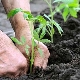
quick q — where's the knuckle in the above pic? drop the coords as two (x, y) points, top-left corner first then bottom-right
(20, 61), (27, 68)
(17, 57), (27, 67)
(18, 59), (27, 72)
(44, 46), (49, 53)
(9, 67), (17, 73)
(7, 67), (18, 77)
(21, 59), (27, 67)
(43, 47), (50, 58)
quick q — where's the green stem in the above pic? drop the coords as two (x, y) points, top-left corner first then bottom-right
(51, 35), (53, 43)
(44, 0), (54, 43)
(30, 37), (34, 73)
(29, 21), (34, 73)
(50, 0), (54, 43)
(44, 0), (51, 8)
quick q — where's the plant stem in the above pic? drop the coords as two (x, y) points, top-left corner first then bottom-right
(44, 0), (54, 43)
(51, 35), (53, 43)
(29, 21), (34, 73)
(50, 0), (54, 43)
(30, 37), (34, 73)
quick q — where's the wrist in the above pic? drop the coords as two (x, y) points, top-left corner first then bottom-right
(11, 12), (29, 30)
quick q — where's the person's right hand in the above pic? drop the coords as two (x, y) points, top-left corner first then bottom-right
(0, 30), (28, 78)
(33, 40), (50, 69)
(15, 31), (50, 70)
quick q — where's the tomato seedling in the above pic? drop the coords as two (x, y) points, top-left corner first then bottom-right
(7, 8), (50, 73)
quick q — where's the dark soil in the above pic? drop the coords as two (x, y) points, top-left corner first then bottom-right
(0, 9), (80, 80)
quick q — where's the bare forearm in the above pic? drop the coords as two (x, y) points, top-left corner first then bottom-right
(1, 0), (32, 53)
(1, 0), (31, 32)
(1, 0), (30, 13)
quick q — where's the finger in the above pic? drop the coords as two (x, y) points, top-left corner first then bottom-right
(18, 65), (27, 76)
(34, 42), (50, 68)
(0, 67), (17, 77)
(41, 48), (50, 69)
(42, 58), (48, 69)
(34, 49), (44, 68)
(0, 68), (7, 76)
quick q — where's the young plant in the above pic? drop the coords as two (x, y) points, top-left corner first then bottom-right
(7, 0), (80, 72)
(53, 0), (80, 21)
(7, 8), (51, 73)
(43, 0), (63, 43)
(43, 0), (80, 42)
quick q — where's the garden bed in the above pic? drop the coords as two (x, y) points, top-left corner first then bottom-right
(0, 8), (80, 80)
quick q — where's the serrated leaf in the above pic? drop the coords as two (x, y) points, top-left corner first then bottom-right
(53, 0), (73, 4)
(69, 8), (77, 17)
(52, 20), (63, 35)
(25, 45), (30, 55)
(35, 27), (41, 34)
(40, 39), (51, 43)
(23, 11), (33, 20)
(7, 8), (22, 18)
(68, 0), (79, 7)
(36, 15), (47, 25)
(11, 37), (22, 45)
(38, 48), (43, 57)
(33, 30), (40, 41)
(43, 14), (51, 21)
(58, 3), (65, 10)
(20, 36), (26, 45)
(62, 8), (69, 21)
(40, 27), (46, 39)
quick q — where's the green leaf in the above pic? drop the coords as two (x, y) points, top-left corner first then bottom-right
(68, 0), (79, 7)
(11, 37), (22, 45)
(36, 15), (47, 25)
(58, 3), (65, 10)
(25, 45), (30, 55)
(47, 23), (54, 35)
(7, 8), (22, 18)
(62, 8), (69, 21)
(26, 45), (30, 48)
(34, 40), (37, 47)
(53, 0), (74, 4)
(23, 13), (29, 19)
(38, 48), (43, 57)
(20, 36), (26, 45)
(69, 8), (77, 17)
(33, 30), (40, 41)
(74, 8), (80, 11)
(52, 20), (63, 35)
(23, 11), (33, 20)
(43, 14), (51, 21)
(35, 27), (41, 34)
(40, 27), (46, 39)
(40, 39), (51, 43)
(51, 28), (55, 35)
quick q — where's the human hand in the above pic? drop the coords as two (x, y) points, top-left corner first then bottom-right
(0, 30), (28, 78)
(16, 36), (50, 69)
(33, 40), (50, 69)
